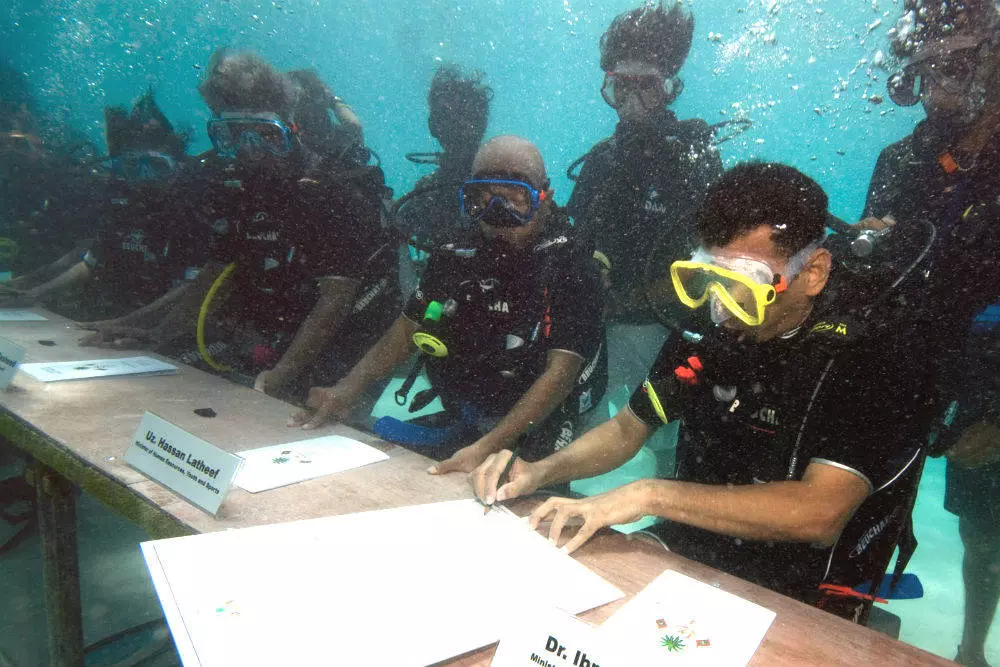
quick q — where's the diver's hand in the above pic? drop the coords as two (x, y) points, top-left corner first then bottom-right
(529, 483), (649, 554)
(78, 325), (161, 349)
(428, 440), (493, 476)
(288, 383), (357, 430)
(469, 449), (543, 505)
(946, 420), (1000, 469)
(855, 215), (896, 233)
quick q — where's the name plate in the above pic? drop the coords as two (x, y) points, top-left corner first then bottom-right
(0, 336), (25, 389)
(492, 608), (618, 667)
(124, 412), (242, 515)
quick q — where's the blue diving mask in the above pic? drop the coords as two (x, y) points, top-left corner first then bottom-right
(207, 112), (295, 158)
(458, 178), (548, 227)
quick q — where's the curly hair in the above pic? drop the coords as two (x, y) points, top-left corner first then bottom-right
(427, 65), (492, 149)
(198, 49), (294, 117)
(889, 0), (999, 58)
(599, 1), (694, 77)
(697, 162), (828, 259)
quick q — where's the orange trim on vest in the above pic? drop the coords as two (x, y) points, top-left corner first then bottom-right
(938, 151), (959, 174)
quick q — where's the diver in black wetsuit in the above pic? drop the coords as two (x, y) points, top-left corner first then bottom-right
(472, 163), (926, 624)
(81, 50), (399, 405)
(567, 1), (722, 439)
(292, 136), (606, 474)
(3, 89), (205, 323)
(0, 63), (103, 279)
(862, 2), (1000, 663)
(394, 65), (493, 292)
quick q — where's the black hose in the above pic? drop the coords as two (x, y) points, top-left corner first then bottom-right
(862, 218), (936, 316)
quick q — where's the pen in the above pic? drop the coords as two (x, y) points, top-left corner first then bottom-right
(495, 445), (521, 496)
(478, 446), (521, 514)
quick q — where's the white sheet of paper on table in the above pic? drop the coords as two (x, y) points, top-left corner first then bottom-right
(597, 569), (776, 666)
(234, 435), (390, 493)
(140, 499), (624, 667)
(19, 356), (177, 382)
(0, 310), (48, 322)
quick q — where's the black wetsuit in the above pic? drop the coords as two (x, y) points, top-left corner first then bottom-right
(863, 119), (1000, 528)
(0, 148), (104, 276)
(567, 109), (722, 323)
(395, 156), (475, 248)
(403, 210), (607, 461)
(627, 288), (925, 618)
(72, 178), (209, 320)
(180, 156), (399, 388)
(939, 305), (1000, 531)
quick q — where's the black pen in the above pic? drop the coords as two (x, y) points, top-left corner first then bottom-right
(478, 446), (521, 514)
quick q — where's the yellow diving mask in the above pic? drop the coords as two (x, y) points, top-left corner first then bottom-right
(670, 241), (819, 326)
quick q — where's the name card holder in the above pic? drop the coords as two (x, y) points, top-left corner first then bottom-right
(492, 607), (619, 667)
(124, 412), (242, 515)
(0, 336), (25, 389)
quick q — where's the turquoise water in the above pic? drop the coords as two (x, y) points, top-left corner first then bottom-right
(4, 0), (924, 216)
(1, 0), (994, 664)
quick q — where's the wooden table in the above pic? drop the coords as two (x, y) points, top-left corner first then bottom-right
(0, 310), (952, 667)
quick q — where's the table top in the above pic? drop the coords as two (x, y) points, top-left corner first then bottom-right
(0, 310), (952, 667)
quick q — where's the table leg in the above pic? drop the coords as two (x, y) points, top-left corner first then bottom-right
(32, 464), (84, 667)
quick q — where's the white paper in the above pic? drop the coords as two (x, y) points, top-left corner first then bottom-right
(141, 500), (624, 667)
(0, 309), (47, 322)
(598, 570), (775, 666)
(234, 435), (389, 493)
(19, 356), (177, 382)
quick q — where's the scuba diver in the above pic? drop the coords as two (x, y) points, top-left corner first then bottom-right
(81, 49), (399, 404)
(566, 1), (723, 432)
(1, 89), (206, 322)
(396, 65), (493, 247)
(285, 67), (368, 167)
(394, 65), (493, 292)
(0, 62), (103, 278)
(291, 135), (607, 475)
(862, 1), (1000, 663)
(470, 163), (927, 625)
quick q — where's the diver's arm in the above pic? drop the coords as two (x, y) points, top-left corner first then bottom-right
(261, 277), (360, 392)
(101, 280), (197, 327)
(337, 314), (418, 396)
(466, 401), (651, 495)
(479, 350), (583, 454)
(24, 261), (93, 301)
(288, 315), (418, 429)
(143, 262), (228, 343)
(8, 243), (92, 290)
(530, 461), (871, 554)
(432, 350), (585, 475)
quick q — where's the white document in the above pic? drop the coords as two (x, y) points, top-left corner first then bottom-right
(20, 356), (177, 382)
(234, 435), (390, 493)
(0, 309), (47, 322)
(141, 500), (624, 667)
(598, 569), (776, 666)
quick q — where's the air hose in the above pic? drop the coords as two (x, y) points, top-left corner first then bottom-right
(197, 262), (237, 372)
